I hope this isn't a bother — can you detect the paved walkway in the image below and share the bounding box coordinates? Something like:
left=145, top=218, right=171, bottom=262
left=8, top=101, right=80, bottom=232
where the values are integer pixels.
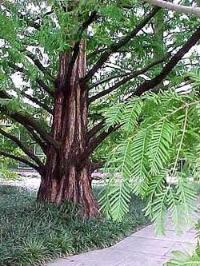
left=47, top=220, right=198, bottom=266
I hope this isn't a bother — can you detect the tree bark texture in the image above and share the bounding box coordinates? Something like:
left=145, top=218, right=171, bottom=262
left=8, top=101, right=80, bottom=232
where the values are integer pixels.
left=37, top=42, right=99, bottom=217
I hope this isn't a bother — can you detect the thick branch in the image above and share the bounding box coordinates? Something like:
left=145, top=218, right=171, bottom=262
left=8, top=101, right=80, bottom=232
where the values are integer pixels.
left=0, top=127, right=44, bottom=168
left=7, top=112, right=58, bottom=148
left=134, top=26, right=200, bottom=96
left=25, top=51, right=53, bottom=79
left=144, top=0, right=200, bottom=18
left=0, top=89, right=48, bottom=152
left=86, top=125, right=119, bottom=157
left=36, top=79, right=54, bottom=97
left=83, top=7, right=160, bottom=81
left=87, top=120, right=105, bottom=141
left=0, top=90, right=57, bottom=148
left=0, top=151, right=39, bottom=172
left=89, top=55, right=169, bottom=103
left=26, top=126, right=47, bottom=154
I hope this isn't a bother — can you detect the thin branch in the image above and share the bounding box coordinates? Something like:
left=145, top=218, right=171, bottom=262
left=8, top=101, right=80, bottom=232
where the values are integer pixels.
left=0, top=127, right=44, bottom=168
left=83, top=7, right=160, bottom=82
left=89, top=72, right=130, bottom=90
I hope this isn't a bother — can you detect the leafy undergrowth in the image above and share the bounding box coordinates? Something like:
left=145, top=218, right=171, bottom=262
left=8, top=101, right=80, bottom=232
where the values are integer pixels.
left=0, top=185, right=148, bottom=266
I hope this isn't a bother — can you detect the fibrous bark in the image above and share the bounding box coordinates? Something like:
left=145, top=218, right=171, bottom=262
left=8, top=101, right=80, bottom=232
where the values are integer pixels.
left=37, top=42, right=99, bottom=217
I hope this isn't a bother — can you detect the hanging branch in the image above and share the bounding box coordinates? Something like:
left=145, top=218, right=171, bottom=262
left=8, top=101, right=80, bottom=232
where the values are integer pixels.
left=171, top=107, right=188, bottom=176
left=83, top=7, right=160, bottom=82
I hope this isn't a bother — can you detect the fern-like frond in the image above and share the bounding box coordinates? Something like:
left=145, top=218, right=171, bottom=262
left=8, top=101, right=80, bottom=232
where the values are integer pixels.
left=109, top=179, right=131, bottom=221
left=105, top=103, right=124, bottom=128
left=114, top=138, right=135, bottom=178
left=130, top=129, right=149, bottom=196
left=148, top=120, right=174, bottom=175
left=102, top=88, right=200, bottom=231
left=145, top=171, right=168, bottom=234
left=99, top=178, right=131, bottom=221
left=150, top=187, right=169, bottom=235
left=176, top=176, right=197, bottom=223
left=168, top=189, right=187, bottom=233
left=120, top=98, right=143, bottom=131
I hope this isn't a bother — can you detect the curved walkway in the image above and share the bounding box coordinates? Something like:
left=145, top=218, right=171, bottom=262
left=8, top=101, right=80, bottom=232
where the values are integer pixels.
left=47, top=220, right=197, bottom=266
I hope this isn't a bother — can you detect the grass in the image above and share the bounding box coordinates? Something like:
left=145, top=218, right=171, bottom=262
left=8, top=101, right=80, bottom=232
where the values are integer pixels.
left=0, top=185, right=149, bottom=266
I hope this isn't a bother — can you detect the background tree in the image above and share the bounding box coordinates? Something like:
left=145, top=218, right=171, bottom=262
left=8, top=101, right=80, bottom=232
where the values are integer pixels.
left=0, top=0, right=200, bottom=217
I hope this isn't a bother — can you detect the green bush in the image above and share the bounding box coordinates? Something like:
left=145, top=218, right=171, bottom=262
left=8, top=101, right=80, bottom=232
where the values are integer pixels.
left=0, top=186, right=148, bottom=266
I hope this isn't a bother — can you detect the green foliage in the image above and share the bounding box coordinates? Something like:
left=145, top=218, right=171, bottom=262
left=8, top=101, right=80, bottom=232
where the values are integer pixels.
left=166, top=249, right=200, bottom=266
left=0, top=185, right=148, bottom=266
left=148, top=121, right=174, bottom=175
left=0, top=168, right=18, bottom=180
left=101, top=83, right=200, bottom=233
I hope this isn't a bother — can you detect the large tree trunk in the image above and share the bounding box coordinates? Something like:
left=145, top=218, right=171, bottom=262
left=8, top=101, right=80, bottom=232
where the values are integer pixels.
left=37, top=42, right=99, bottom=217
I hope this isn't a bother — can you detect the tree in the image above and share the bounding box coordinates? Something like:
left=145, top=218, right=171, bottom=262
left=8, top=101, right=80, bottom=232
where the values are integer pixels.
left=1, top=0, right=200, bottom=217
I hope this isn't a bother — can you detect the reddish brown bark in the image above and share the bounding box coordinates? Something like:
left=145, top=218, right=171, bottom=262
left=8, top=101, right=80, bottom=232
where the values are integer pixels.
left=37, top=42, right=99, bottom=217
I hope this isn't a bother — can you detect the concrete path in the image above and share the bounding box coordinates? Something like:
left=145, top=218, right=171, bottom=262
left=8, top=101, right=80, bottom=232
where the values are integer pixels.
left=47, top=221, right=198, bottom=266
